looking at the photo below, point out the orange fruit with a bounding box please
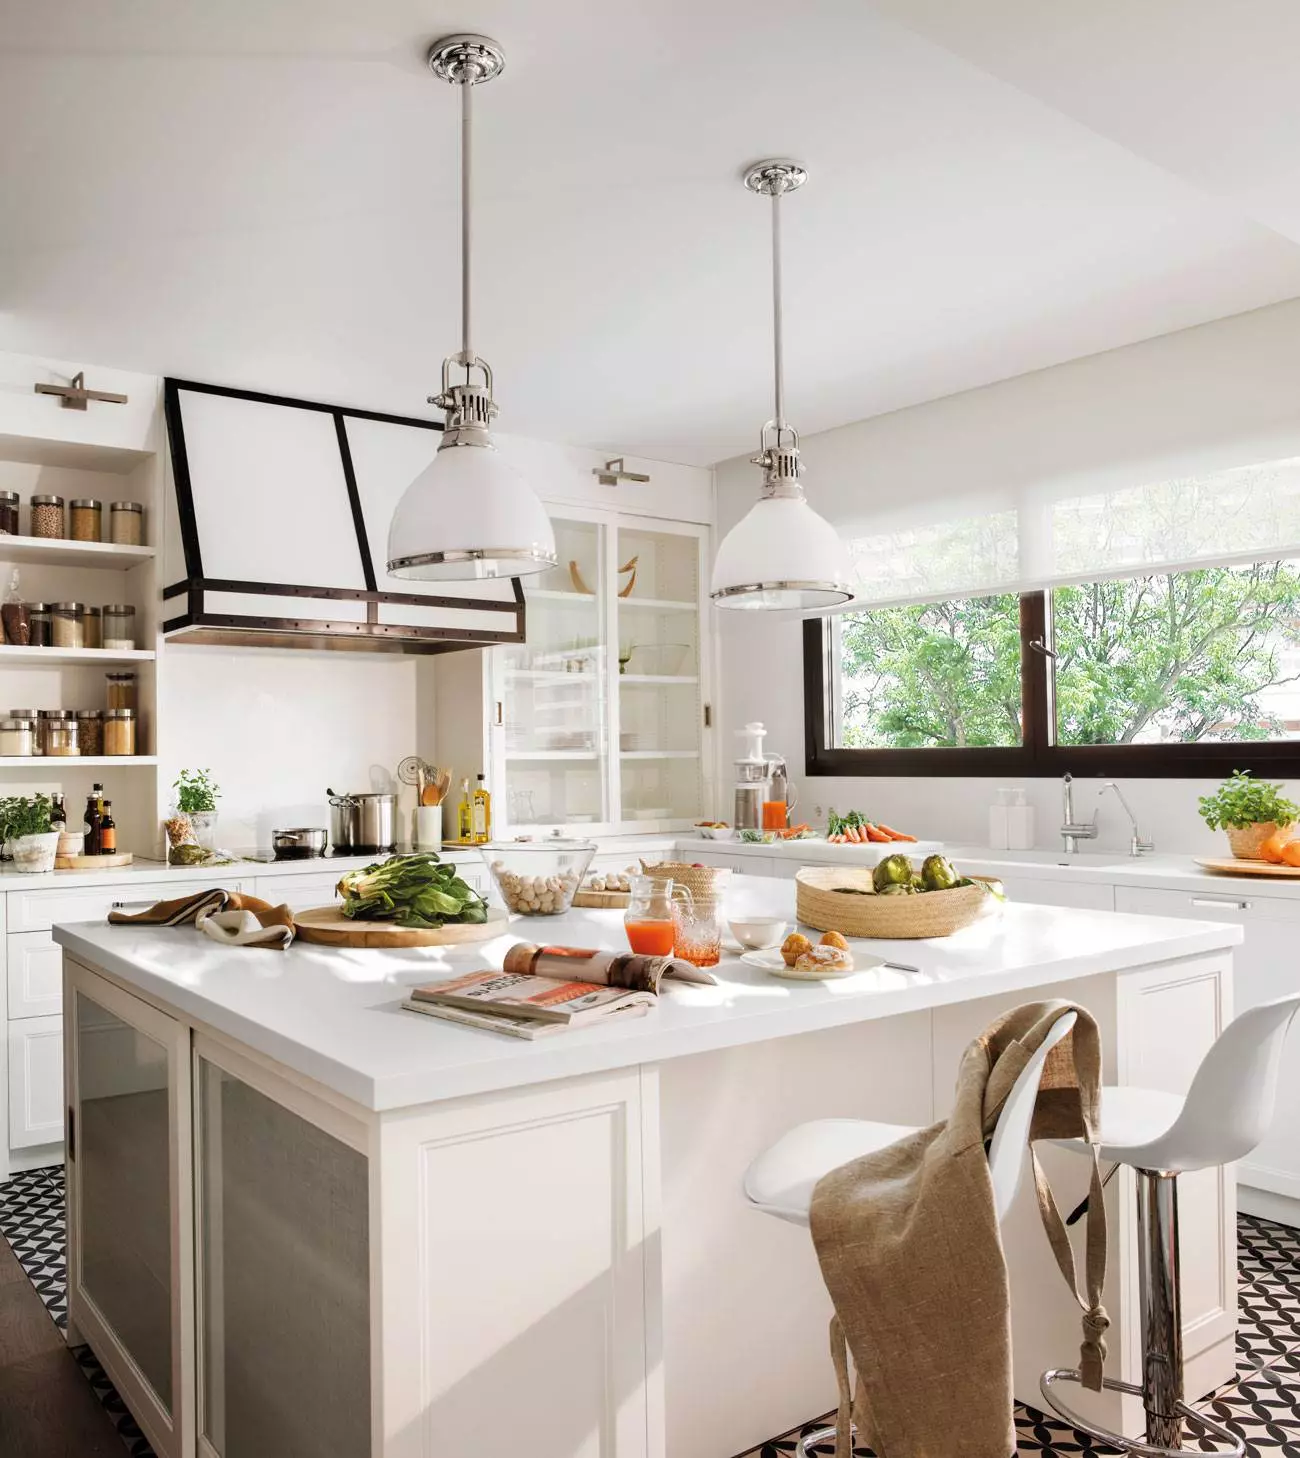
[1260,828,1293,864]
[1281,840,1300,868]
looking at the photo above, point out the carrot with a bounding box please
[864,824,890,843]
[847,825,862,843]
[828,833,843,843]
[876,823,913,842]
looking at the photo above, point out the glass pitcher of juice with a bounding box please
[624,876,677,956]
[670,886,722,968]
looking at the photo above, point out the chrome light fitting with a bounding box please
[710,160,853,611]
[387,34,557,582]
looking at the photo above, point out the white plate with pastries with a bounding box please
[740,946,885,981]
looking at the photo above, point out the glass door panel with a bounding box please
[508,517,609,828]
[614,525,704,824]
[198,1059,370,1458]
[75,990,174,1412]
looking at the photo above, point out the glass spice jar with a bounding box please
[0,492,18,536]
[70,499,102,542]
[105,671,137,713]
[0,718,34,756]
[30,495,65,539]
[51,602,85,649]
[76,709,103,757]
[83,605,101,649]
[28,604,51,647]
[104,708,135,756]
[1,599,29,645]
[40,710,78,757]
[109,501,143,546]
[102,603,135,650]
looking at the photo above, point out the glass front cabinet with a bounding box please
[489,510,713,836]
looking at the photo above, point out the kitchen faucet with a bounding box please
[1099,780,1155,857]
[1060,773,1098,854]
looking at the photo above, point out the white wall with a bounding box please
[714,296,1300,853]
[159,647,419,851]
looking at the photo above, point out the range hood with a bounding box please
[161,378,525,654]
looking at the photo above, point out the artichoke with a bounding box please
[921,854,959,892]
[872,853,915,893]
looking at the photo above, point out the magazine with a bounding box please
[402,941,716,1035]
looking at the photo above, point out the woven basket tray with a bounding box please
[572,888,632,908]
[640,861,732,899]
[795,866,1000,940]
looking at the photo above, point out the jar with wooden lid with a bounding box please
[109,501,143,546]
[83,605,101,649]
[102,603,135,650]
[0,718,34,756]
[51,602,85,649]
[105,671,137,713]
[76,709,103,757]
[30,495,64,539]
[28,604,51,647]
[0,492,18,536]
[104,708,135,756]
[70,499,102,542]
[39,710,78,757]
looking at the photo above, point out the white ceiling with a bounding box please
[5,1,1300,466]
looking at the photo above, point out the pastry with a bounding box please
[819,930,850,951]
[795,944,854,974]
[781,932,813,967]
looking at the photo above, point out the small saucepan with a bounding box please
[272,827,328,861]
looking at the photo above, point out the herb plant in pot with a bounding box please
[173,769,220,852]
[1198,771,1299,860]
[1,794,60,874]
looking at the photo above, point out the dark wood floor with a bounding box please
[0,1236,122,1456]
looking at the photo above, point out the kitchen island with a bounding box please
[54,877,1241,1458]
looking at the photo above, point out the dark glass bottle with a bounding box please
[49,793,66,830]
[99,801,116,855]
[83,783,104,855]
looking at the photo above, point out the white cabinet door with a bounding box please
[7,931,63,1019]
[1115,885,1300,1199]
[997,874,1116,911]
[8,1013,63,1147]
[252,873,343,912]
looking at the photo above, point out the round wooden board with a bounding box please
[572,889,631,908]
[1195,857,1300,879]
[293,904,509,947]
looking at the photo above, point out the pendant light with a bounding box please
[387,34,557,581]
[710,161,853,611]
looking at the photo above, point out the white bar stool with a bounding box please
[1040,991,1300,1457]
[744,1009,1078,1457]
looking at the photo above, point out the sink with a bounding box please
[950,847,1131,871]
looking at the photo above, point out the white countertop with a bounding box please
[0,850,395,892]
[53,874,1240,1114]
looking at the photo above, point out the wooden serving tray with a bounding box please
[56,851,133,870]
[572,888,631,909]
[293,904,508,948]
[1195,857,1300,879]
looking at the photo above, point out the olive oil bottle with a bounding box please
[456,778,473,843]
[472,773,491,843]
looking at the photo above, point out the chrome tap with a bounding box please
[1060,773,1098,854]
[1100,781,1154,857]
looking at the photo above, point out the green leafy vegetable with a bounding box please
[1198,770,1299,831]
[0,794,52,840]
[336,853,489,929]
[173,768,220,814]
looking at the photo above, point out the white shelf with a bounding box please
[505,669,598,682]
[0,756,158,769]
[503,750,601,762]
[0,645,155,664]
[617,597,695,612]
[0,535,155,570]
[526,590,599,605]
[618,674,698,685]
[619,750,700,760]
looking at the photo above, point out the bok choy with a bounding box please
[336,853,489,929]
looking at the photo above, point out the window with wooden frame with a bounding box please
[804,557,1300,778]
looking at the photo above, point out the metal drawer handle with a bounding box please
[1190,897,1251,910]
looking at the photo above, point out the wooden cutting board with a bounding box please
[572,888,631,908]
[56,851,133,870]
[1195,857,1300,878]
[293,905,509,948]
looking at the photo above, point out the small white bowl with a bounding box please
[697,825,736,841]
[728,917,788,951]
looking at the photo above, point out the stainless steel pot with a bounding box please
[327,791,397,855]
[272,827,328,861]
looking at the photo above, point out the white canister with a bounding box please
[989,788,1013,850]
[1006,789,1035,851]
[414,805,442,851]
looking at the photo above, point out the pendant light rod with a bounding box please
[459,74,474,367]
[770,181,786,431]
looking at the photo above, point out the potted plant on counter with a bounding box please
[173,768,221,852]
[1,793,60,873]
[1198,770,1299,859]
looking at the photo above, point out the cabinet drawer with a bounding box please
[1115,884,1300,925]
[7,931,63,1019]
[7,880,198,933]
[253,873,343,912]
[8,1014,63,1149]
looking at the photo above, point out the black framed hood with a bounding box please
[161,378,524,654]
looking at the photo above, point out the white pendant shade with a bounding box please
[710,493,854,610]
[387,441,557,580]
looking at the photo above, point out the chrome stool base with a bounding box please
[794,1423,837,1456]
[1040,1369,1244,1458]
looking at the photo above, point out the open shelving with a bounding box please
[0,536,155,571]
[0,756,159,769]
[0,645,155,665]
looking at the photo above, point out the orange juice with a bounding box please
[625,919,676,956]
[762,800,788,831]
